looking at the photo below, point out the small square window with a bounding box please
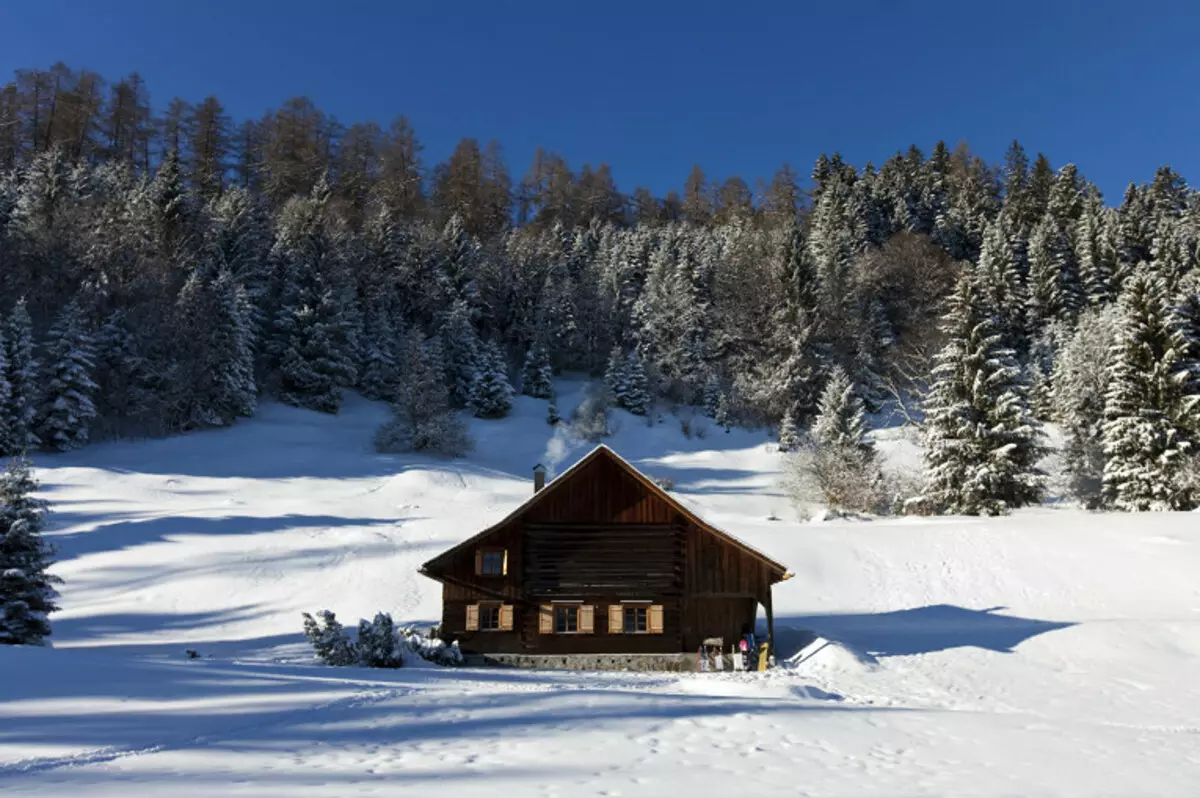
[555,606,578,634]
[480,549,505,576]
[479,604,501,631]
[623,606,648,634]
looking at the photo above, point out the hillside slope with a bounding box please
[3,386,1199,796]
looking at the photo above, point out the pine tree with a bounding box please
[0,324,12,457]
[777,409,800,453]
[520,340,553,399]
[375,336,472,456]
[0,457,58,646]
[607,348,649,415]
[358,297,401,401]
[1101,269,1200,510]
[975,217,1027,353]
[4,300,38,453]
[469,340,514,419]
[439,299,482,408]
[175,269,257,428]
[923,274,1046,515]
[1053,306,1120,508]
[92,311,156,436]
[546,394,561,426]
[37,301,98,452]
[301,610,358,666]
[812,367,873,458]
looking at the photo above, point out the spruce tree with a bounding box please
[4,300,38,453]
[812,367,874,458]
[37,301,98,452]
[376,336,472,456]
[520,340,553,399]
[175,269,257,428]
[777,409,800,453]
[1053,306,1119,508]
[608,349,650,415]
[469,340,514,419]
[438,299,482,408]
[1101,270,1200,510]
[0,457,58,646]
[359,297,401,401]
[0,324,12,456]
[923,274,1046,515]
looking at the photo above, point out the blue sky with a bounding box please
[2,0,1198,201]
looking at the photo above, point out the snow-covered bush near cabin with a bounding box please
[302,609,462,668]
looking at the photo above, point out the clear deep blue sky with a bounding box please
[2,0,1198,201]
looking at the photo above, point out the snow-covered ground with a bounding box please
[3,383,1200,796]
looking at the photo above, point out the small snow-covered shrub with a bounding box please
[357,612,403,668]
[782,439,888,516]
[375,411,473,457]
[302,610,358,666]
[302,610,463,668]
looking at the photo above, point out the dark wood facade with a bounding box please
[419,445,791,661]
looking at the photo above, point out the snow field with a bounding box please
[2,383,1199,796]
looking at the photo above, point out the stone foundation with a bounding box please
[462,652,699,672]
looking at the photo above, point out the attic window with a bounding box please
[476,548,507,576]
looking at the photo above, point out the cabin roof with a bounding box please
[420,444,792,580]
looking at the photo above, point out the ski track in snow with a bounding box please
[2,383,1199,796]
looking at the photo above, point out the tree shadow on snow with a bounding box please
[775,604,1076,664]
[45,513,408,561]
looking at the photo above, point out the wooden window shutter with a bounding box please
[649,605,664,634]
[608,605,623,634]
[538,604,553,634]
[474,549,483,576]
[499,604,514,631]
[466,604,479,631]
[579,605,595,634]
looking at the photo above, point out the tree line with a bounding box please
[0,61,1197,516]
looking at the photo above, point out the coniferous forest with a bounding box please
[0,63,1198,514]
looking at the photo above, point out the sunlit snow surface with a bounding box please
[3,382,1199,796]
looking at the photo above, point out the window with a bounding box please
[476,548,506,576]
[555,605,578,634]
[479,604,501,631]
[539,604,593,634]
[623,606,648,634]
[466,603,512,632]
[608,603,664,634]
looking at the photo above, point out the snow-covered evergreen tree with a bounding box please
[777,409,800,453]
[357,612,403,668]
[606,347,650,415]
[174,269,257,429]
[36,301,98,452]
[438,299,482,408]
[923,273,1046,515]
[0,325,12,457]
[0,457,58,646]
[301,610,358,666]
[546,394,561,426]
[268,192,358,414]
[375,336,473,456]
[812,366,874,458]
[520,339,553,399]
[358,297,402,401]
[469,340,514,419]
[1101,269,1200,510]
[4,300,38,454]
[1052,306,1120,508]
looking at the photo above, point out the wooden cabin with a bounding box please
[419,445,791,669]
